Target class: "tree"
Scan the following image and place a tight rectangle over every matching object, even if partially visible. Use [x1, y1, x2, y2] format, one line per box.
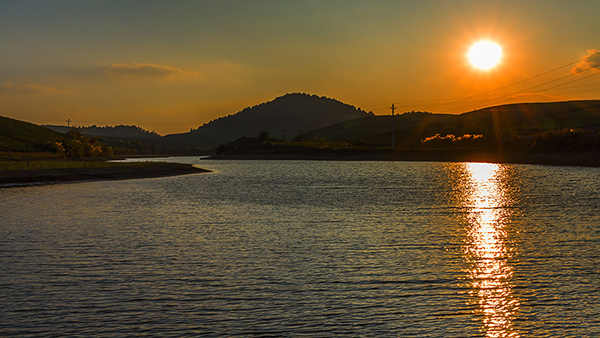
[47, 129, 113, 158]
[257, 130, 275, 142]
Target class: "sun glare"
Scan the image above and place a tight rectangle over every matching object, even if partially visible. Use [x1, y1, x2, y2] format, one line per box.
[468, 41, 503, 70]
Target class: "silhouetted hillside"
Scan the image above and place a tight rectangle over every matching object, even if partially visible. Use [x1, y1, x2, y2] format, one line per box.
[44, 124, 161, 139]
[305, 111, 451, 142]
[211, 99, 600, 167]
[163, 93, 373, 147]
[312, 100, 600, 147]
[435, 100, 600, 136]
[1, 116, 63, 152]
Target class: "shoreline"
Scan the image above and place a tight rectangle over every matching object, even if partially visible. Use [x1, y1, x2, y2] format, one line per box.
[3, 151, 596, 189]
[205, 151, 600, 168]
[0, 162, 210, 188]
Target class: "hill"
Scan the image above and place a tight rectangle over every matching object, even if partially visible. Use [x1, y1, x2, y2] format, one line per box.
[2, 116, 205, 156]
[163, 93, 373, 147]
[305, 111, 451, 142]
[44, 124, 161, 139]
[1, 116, 64, 152]
[212, 99, 600, 166]
[309, 100, 600, 147]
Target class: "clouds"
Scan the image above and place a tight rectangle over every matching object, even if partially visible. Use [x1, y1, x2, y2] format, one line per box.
[0, 83, 70, 95]
[571, 49, 600, 74]
[106, 63, 201, 79]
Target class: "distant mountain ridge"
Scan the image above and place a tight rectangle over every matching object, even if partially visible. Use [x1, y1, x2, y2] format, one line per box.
[5, 97, 600, 155]
[163, 93, 373, 147]
[44, 124, 161, 139]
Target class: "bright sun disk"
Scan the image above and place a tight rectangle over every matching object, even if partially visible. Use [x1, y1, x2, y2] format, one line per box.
[468, 41, 502, 70]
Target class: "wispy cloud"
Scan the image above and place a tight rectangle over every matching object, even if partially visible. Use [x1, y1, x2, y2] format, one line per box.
[571, 49, 600, 74]
[0, 83, 71, 95]
[106, 63, 201, 79]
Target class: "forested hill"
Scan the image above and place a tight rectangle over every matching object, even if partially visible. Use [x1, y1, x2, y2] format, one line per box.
[163, 93, 373, 147]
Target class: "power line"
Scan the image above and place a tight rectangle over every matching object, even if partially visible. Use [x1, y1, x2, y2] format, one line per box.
[450, 66, 600, 109]
[362, 96, 476, 109]
[542, 83, 600, 95]
[530, 71, 600, 95]
[451, 70, 600, 112]
[423, 51, 600, 111]
[360, 51, 600, 114]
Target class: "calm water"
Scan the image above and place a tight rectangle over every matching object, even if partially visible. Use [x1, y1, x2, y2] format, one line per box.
[1, 158, 599, 337]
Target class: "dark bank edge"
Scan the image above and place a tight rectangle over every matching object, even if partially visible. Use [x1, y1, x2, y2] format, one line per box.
[0, 162, 210, 188]
[205, 151, 600, 168]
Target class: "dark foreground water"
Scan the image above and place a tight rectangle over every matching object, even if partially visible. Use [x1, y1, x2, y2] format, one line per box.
[1, 158, 599, 337]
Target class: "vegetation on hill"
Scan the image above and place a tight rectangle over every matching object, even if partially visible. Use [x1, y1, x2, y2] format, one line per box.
[1, 116, 114, 158]
[2, 116, 209, 157]
[45, 130, 114, 157]
[504, 127, 600, 154]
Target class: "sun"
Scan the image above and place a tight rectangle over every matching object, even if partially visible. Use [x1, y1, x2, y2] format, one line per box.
[468, 41, 503, 70]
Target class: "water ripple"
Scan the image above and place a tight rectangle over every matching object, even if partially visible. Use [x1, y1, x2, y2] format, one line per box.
[1, 160, 599, 336]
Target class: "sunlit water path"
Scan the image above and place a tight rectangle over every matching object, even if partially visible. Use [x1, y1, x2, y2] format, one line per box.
[1, 159, 599, 337]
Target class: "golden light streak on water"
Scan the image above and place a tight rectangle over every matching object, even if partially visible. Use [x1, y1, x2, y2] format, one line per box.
[463, 163, 520, 338]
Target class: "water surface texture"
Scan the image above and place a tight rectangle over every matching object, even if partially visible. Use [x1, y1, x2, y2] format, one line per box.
[1, 159, 599, 337]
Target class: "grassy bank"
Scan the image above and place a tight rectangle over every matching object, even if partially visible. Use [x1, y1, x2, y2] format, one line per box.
[0, 160, 151, 171]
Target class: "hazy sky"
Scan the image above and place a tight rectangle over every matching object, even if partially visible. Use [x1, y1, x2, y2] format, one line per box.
[2, 0, 599, 134]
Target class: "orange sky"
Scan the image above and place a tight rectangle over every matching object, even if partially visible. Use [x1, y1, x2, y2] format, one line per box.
[1, 0, 599, 135]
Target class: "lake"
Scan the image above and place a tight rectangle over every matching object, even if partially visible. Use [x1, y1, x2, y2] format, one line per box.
[1, 158, 599, 337]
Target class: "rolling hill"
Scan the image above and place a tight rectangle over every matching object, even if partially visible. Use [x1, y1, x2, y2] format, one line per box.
[310, 100, 600, 147]
[305, 111, 452, 142]
[4, 97, 599, 158]
[1, 116, 64, 152]
[163, 93, 373, 147]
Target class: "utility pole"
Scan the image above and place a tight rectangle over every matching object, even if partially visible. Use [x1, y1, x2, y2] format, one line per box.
[66, 118, 72, 127]
[390, 104, 396, 149]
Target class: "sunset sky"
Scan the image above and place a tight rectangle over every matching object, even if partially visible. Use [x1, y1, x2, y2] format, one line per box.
[2, 0, 599, 135]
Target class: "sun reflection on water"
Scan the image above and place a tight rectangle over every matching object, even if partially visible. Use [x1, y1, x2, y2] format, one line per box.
[462, 163, 519, 338]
